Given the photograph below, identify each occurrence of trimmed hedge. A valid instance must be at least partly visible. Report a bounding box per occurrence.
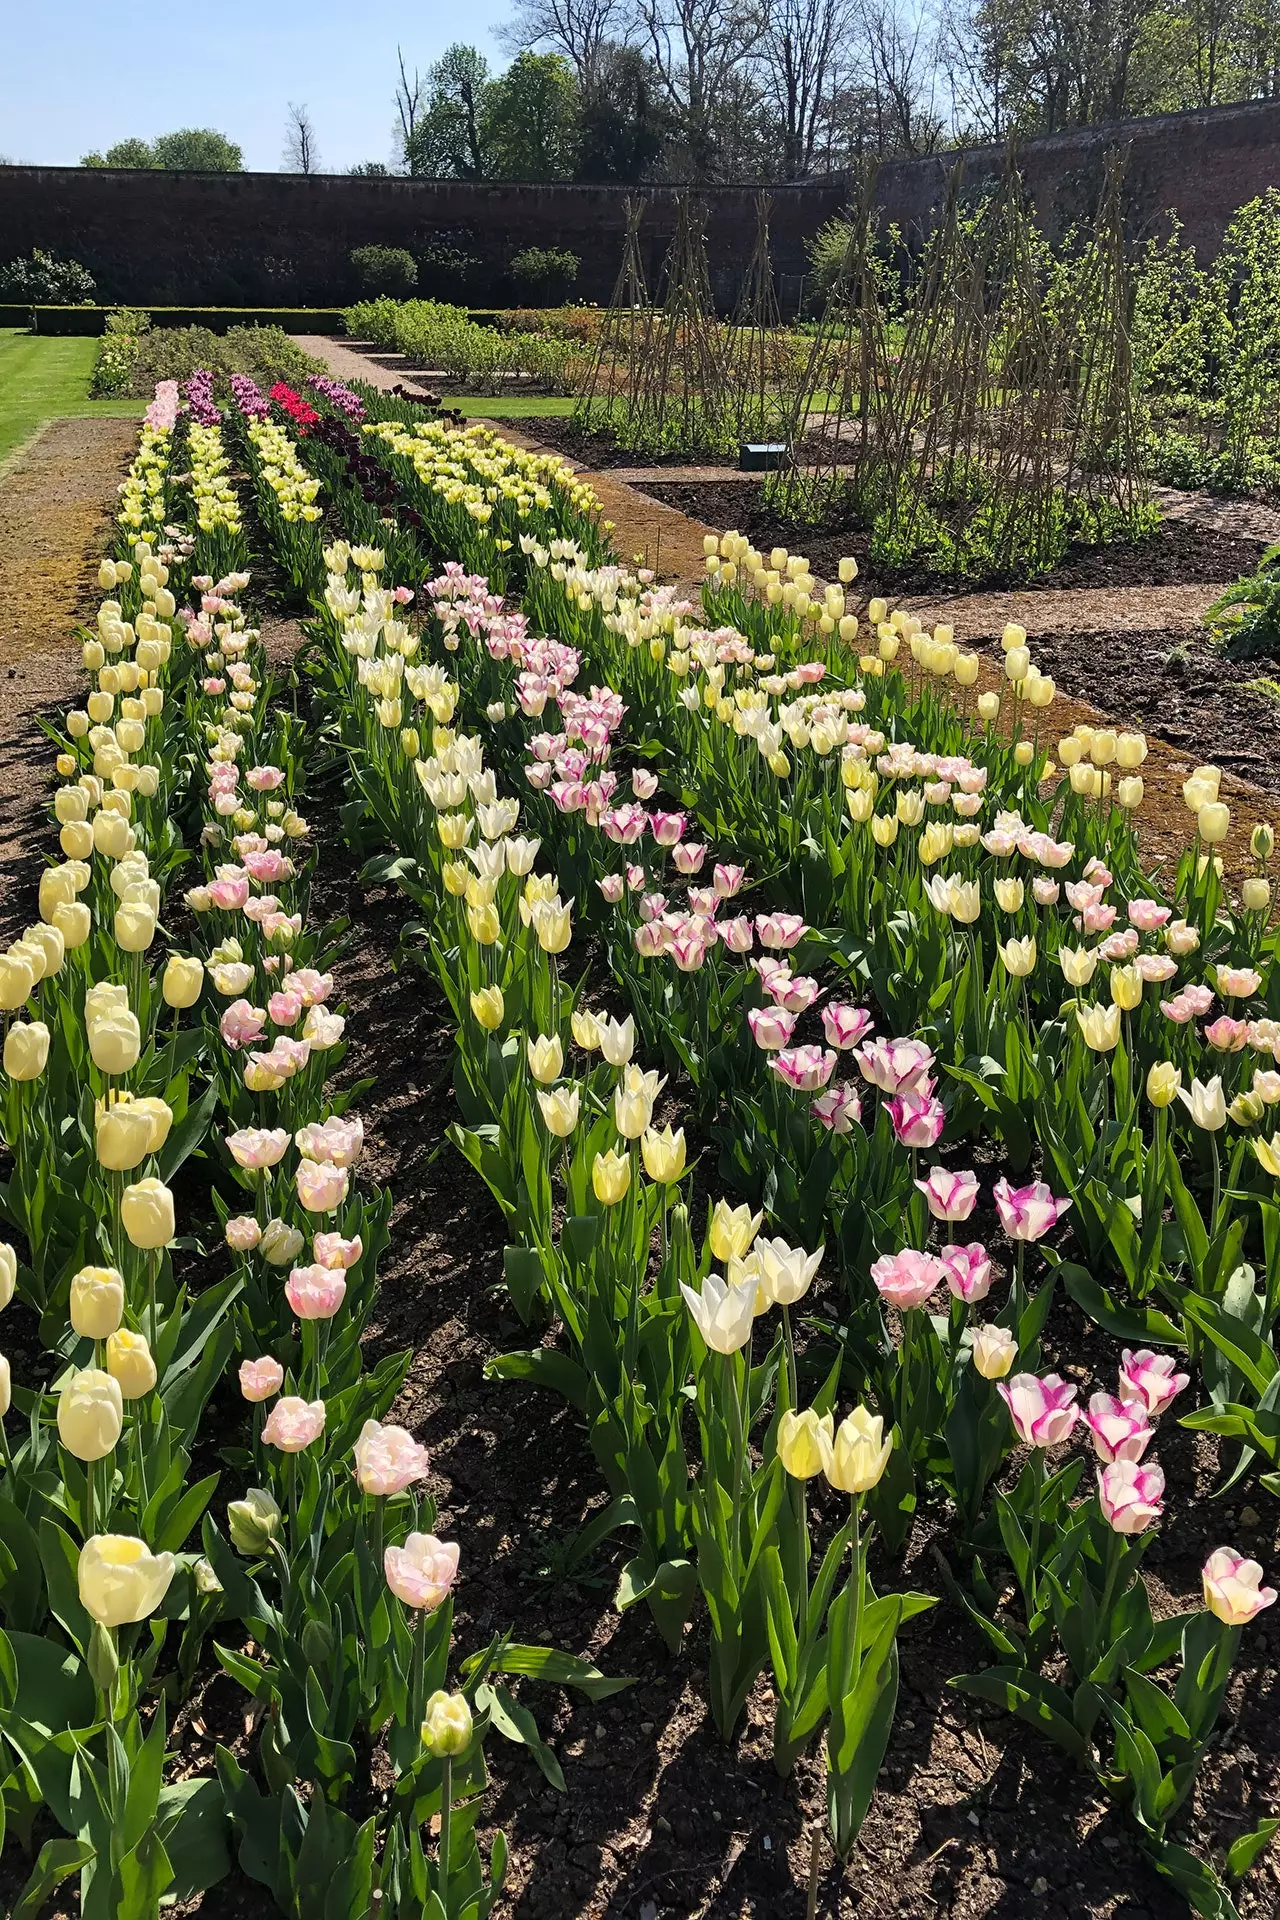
[26,306,348,337]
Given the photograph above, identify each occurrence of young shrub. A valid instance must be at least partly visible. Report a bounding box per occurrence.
[349,245,419,298]
[509,246,579,306]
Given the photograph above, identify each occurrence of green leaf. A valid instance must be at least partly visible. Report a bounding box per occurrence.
[477,1681,565,1791]
[952,1666,1089,1760]
[1056,1261,1184,1346]
[484,1348,589,1415]
[10,1836,96,1920]
[466,1643,635,1702]
[157,1778,232,1901]
[1227,1816,1280,1880]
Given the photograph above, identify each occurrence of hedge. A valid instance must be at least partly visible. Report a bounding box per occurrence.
[22,306,349,337]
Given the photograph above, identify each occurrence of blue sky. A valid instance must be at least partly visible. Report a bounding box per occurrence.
[3,0,510,171]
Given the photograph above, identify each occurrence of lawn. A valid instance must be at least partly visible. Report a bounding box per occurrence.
[454,394,575,418]
[0,329,145,464]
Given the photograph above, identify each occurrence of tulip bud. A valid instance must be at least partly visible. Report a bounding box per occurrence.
[971,1324,1017,1380]
[777,1407,834,1479]
[120,1177,175,1250]
[57,1368,123,1460]
[591,1148,631,1206]
[106,1329,157,1399]
[421,1689,473,1757]
[1146,1061,1181,1108]
[3,1020,49,1082]
[162,955,204,1008]
[1252,822,1274,861]
[70,1266,124,1340]
[228,1488,282,1556]
[1244,877,1271,913]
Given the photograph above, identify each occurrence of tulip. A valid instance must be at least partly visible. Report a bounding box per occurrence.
[470,985,504,1030]
[993,1177,1071,1242]
[971,1323,1017,1379]
[285,1265,347,1320]
[3,1013,49,1082]
[295,1115,364,1168]
[598,1016,635,1067]
[261,1396,326,1452]
[1178,1076,1227,1131]
[260,1219,304,1266]
[998,1372,1079,1447]
[78,1534,175,1628]
[940,1242,992,1302]
[778,1407,834,1479]
[227,1126,289,1171]
[106,1329,157,1399]
[313,1231,362,1270]
[1146,1061,1181,1108]
[1084,1391,1153,1464]
[1076,1002,1121,1051]
[88,1007,141,1075]
[295,1158,349,1212]
[526,1034,564,1084]
[748,1006,796,1051]
[353,1418,431,1496]
[871,1248,943,1309]
[1097,1458,1165,1533]
[0,1243,14,1310]
[709,1200,762,1262]
[591,1148,631,1206]
[536,1085,580,1137]
[915,1166,978,1222]
[228,1488,282,1554]
[821,1003,874,1050]
[120,1177,174,1250]
[162,955,204,1008]
[886,1087,945,1149]
[679,1270,756,1353]
[386,1532,461,1609]
[239,1356,285,1402]
[422,1689,473,1756]
[1117,1348,1189,1417]
[1218,966,1262,1000]
[70,1266,124,1340]
[1202,1547,1277,1626]
[1198,802,1230,844]
[999,936,1037,978]
[57,1368,123,1460]
[95,1098,155,1172]
[820,1406,892,1493]
[641,1125,686,1184]
[754,1237,822,1307]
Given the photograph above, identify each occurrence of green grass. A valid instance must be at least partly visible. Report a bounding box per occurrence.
[0,330,146,465]
[454,395,576,418]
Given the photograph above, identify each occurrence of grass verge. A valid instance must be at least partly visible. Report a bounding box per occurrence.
[0,330,146,465]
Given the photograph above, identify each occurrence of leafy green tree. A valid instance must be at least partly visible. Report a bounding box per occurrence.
[404,45,491,177]
[575,43,669,180]
[483,51,581,177]
[82,129,242,171]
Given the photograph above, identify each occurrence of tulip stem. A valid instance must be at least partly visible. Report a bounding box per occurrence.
[146,1249,160,1355]
[0,1413,14,1496]
[438,1754,453,1899]
[1026,1451,1044,1624]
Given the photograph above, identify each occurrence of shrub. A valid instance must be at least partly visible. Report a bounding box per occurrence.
[90,308,151,397]
[509,246,579,305]
[0,249,96,303]
[103,323,324,399]
[349,245,419,298]
[343,296,584,392]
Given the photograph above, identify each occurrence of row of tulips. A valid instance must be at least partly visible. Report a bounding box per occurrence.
[0,393,612,1919]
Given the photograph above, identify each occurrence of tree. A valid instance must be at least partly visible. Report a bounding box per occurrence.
[404,44,491,176]
[576,42,670,178]
[350,161,391,174]
[149,129,243,169]
[497,0,630,82]
[762,0,852,176]
[284,102,321,173]
[483,51,581,176]
[630,0,770,179]
[395,45,427,161]
[83,137,155,168]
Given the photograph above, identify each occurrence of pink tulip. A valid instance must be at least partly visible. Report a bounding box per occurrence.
[286,1264,348,1320]
[313,1231,363,1271]
[1099,930,1139,963]
[1136,953,1177,982]
[353,1418,430,1496]
[1160,992,1198,1025]
[1097,1458,1165,1533]
[384,1532,461,1610]
[671,842,707,875]
[770,1046,836,1092]
[225,1215,263,1252]
[261,1395,327,1451]
[713,863,746,899]
[247,765,287,792]
[209,877,250,911]
[1032,877,1060,905]
[887,1088,946,1149]
[812,1083,862,1133]
[854,1037,935,1094]
[1117,1349,1190,1417]
[639,892,667,923]
[1066,881,1103,912]
[296,1158,350,1213]
[649,811,686,846]
[268,990,304,1027]
[632,768,659,800]
[1205,1016,1249,1052]
[239,1356,284,1402]
[226,1126,289,1171]
[671,925,711,972]
[1218,965,1262,999]
[244,850,292,883]
[755,912,808,950]
[221,1001,267,1050]
[1084,1391,1153,1463]
[1183,983,1215,1015]
[625,863,646,891]
[1202,1547,1278,1626]
[1081,903,1117,933]
[290,968,334,1006]
[720,915,754,953]
[769,973,819,1014]
[821,1003,874,1050]
[598,873,625,903]
[871,1248,944,1310]
[748,1006,796,1051]
[295,1115,364,1168]
[998,1372,1080,1447]
[993,1178,1071,1243]
[939,1242,992,1302]
[687,887,719,918]
[915,1166,978,1222]
[1128,899,1171,931]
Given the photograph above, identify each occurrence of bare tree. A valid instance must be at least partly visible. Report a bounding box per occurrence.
[629,0,769,176]
[762,0,853,176]
[497,0,630,82]
[283,102,320,173]
[395,45,427,161]
[857,0,945,152]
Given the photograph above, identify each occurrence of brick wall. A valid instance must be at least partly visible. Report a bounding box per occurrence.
[3,97,1279,308]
